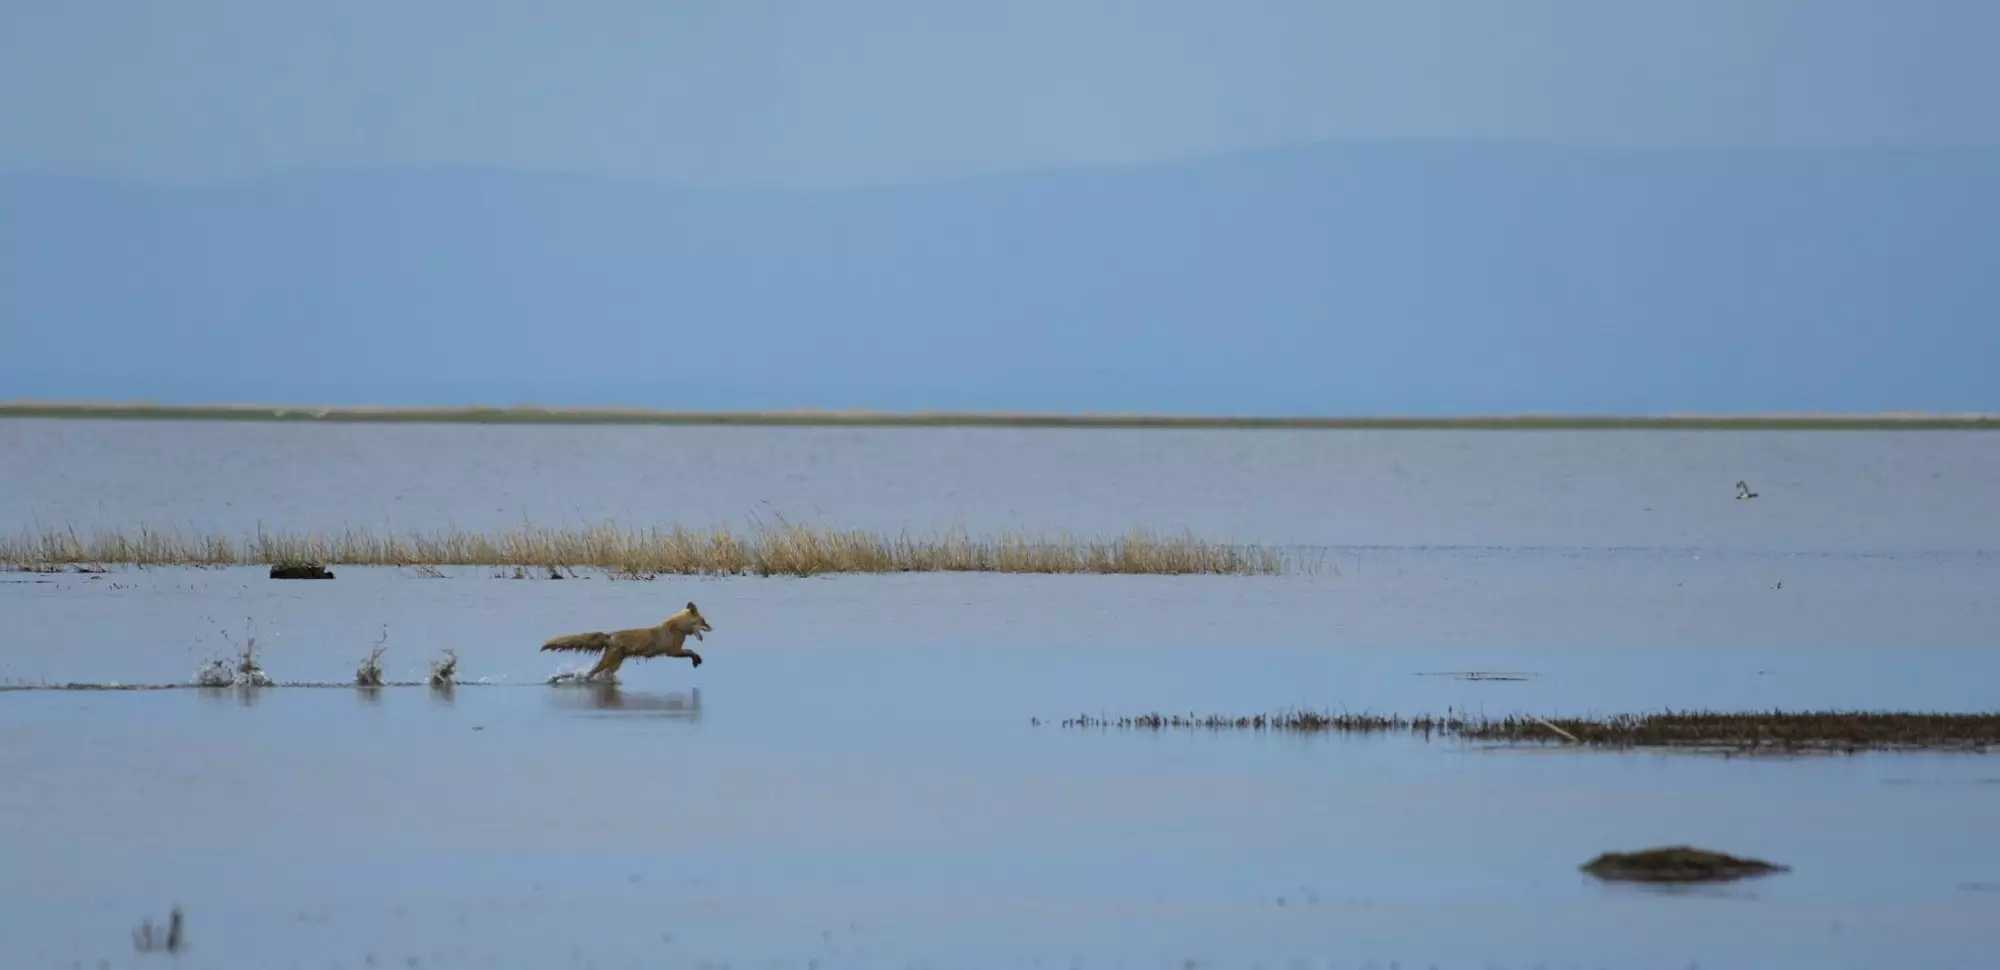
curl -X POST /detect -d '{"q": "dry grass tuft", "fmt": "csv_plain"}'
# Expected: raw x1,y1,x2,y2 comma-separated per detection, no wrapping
0,521,1298,576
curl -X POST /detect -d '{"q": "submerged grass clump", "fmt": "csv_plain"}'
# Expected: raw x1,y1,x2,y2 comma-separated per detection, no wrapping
131,904,186,955
1465,709,2000,750
0,521,1296,576
1060,708,2000,752
1064,710,1454,735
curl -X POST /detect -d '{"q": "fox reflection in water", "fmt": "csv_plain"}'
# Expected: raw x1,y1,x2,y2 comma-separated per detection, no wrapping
547,682,703,720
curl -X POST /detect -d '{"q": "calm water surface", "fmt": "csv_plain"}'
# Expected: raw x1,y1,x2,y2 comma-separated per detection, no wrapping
2,420,1998,969
4,419,1999,552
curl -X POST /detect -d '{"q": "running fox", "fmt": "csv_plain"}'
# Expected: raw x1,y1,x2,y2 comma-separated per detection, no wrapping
541,602,714,680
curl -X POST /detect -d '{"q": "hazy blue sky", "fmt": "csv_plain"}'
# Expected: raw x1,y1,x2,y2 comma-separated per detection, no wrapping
3,2,1996,415
4,0,1998,188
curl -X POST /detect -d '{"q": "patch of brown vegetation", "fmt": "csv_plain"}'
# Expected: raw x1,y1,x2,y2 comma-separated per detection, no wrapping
1,522,1297,576
1580,846,1789,883
6,400,1997,430
1465,709,2000,752
1058,708,2000,752
269,562,334,579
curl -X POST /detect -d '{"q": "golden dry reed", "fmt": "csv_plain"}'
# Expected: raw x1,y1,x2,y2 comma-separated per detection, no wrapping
0,522,1297,577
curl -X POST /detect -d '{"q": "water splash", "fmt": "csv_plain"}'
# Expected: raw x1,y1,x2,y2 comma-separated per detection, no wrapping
194,658,234,687
204,617,273,687
355,626,389,688
427,648,458,688
546,666,615,686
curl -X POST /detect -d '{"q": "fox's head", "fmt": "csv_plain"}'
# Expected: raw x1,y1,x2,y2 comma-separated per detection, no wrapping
676,601,713,638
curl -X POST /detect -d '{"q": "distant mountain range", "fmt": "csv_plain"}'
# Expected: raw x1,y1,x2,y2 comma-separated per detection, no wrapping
2,140,1995,415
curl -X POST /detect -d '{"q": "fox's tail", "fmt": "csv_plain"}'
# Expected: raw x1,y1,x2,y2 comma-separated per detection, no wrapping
541,631,612,654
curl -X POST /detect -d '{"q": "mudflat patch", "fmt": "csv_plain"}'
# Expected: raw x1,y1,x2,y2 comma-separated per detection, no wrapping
1581,846,1791,884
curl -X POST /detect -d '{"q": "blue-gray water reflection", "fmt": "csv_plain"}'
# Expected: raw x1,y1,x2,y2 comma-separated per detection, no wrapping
4,422,1999,968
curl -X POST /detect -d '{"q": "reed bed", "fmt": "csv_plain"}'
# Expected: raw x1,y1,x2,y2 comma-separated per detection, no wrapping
1059,708,2000,751
0,522,1295,577
10,401,1998,430
1498,710,2000,751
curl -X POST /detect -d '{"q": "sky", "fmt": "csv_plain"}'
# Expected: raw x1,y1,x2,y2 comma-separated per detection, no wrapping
3,0,1998,189
1,1,1996,416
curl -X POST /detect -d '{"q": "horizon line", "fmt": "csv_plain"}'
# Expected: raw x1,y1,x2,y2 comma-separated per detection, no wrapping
7,135,1998,195
3,401,1995,431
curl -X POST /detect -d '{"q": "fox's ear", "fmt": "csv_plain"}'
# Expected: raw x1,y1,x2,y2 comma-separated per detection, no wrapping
686,601,698,612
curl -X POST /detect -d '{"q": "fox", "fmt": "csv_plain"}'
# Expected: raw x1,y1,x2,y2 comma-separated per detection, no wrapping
540,601,713,680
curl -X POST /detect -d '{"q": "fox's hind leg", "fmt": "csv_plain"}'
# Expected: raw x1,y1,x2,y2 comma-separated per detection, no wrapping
585,647,627,681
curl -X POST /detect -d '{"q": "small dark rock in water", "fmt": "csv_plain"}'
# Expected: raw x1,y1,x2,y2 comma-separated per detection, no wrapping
1581,845,1789,883
270,562,334,580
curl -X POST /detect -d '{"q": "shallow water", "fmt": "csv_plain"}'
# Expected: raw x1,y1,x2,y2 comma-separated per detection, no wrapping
5,563,2000,970
5,419,2000,554
3,421,1999,968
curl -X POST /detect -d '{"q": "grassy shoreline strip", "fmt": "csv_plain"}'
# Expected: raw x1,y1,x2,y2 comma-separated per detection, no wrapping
3,402,1997,430
0,523,1296,576
1057,709,2000,751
